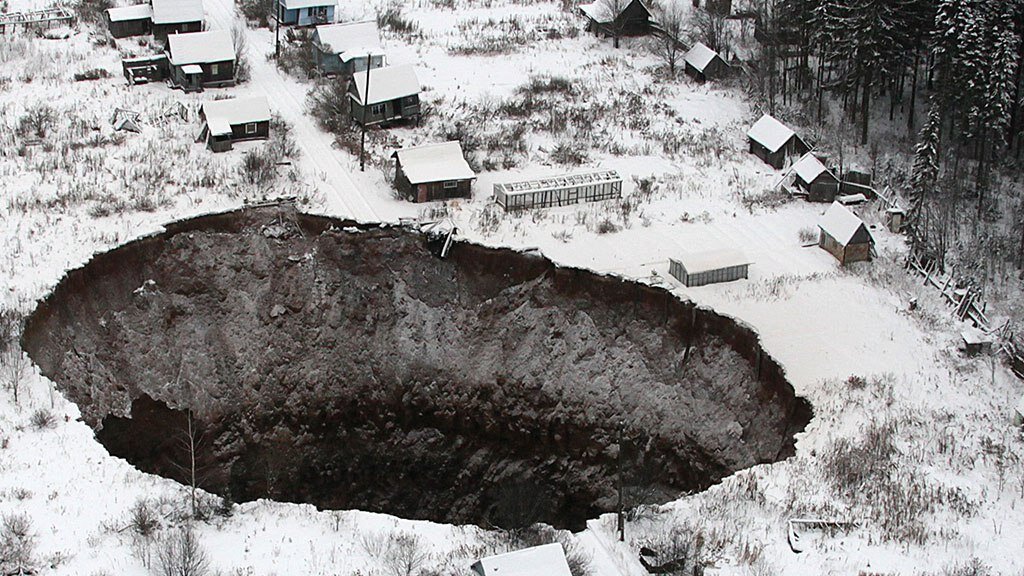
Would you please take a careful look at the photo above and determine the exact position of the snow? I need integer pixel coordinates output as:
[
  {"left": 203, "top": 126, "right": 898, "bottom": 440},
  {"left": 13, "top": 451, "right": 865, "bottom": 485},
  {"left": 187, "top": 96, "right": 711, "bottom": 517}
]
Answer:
[
  {"left": 150, "top": 0, "right": 204, "bottom": 24},
  {"left": 314, "top": 20, "right": 383, "bottom": 61},
  {"left": 350, "top": 64, "right": 420, "bottom": 105},
  {"left": 790, "top": 152, "right": 830, "bottom": 183},
  {"left": 579, "top": 1, "right": 614, "bottom": 24},
  {"left": 471, "top": 543, "right": 573, "bottom": 576},
  {"left": 818, "top": 201, "right": 869, "bottom": 245},
  {"left": 281, "top": 0, "right": 334, "bottom": 9},
  {"left": 747, "top": 113, "right": 796, "bottom": 153},
  {"left": 166, "top": 30, "right": 234, "bottom": 64},
  {"left": 684, "top": 42, "right": 719, "bottom": 73},
  {"left": 201, "top": 96, "right": 270, "bottom": 136},
  {"left": 394, "top": 141, "right": 475, "bottom": 184},
  {"left": 106, "top": 4, "right": 152, "bottom": 22},
  {"left": 673, "top": 248, "right": 751, "bottom": 275}
]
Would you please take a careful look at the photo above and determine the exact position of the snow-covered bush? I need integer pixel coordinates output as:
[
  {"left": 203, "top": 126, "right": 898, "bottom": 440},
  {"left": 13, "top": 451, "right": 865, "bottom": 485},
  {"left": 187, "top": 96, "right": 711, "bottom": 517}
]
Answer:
[
  {"left": 0, "top": 513, "right": 36, "bottom": 575},
  {"left": 156, "top": 525, "right": 210, "bottom": 576}
]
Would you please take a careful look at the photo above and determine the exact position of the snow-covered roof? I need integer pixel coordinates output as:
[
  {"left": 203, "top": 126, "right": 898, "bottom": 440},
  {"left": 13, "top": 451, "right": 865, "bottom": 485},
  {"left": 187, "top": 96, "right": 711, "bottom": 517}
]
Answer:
[
  {"left": 107, "top": 4, "right": 152, "bottom": 22},
  {"left": 471, "top": 544, "right": 572, "bottom": 576},
  {"left": 167, "top": 30, "right": 234, "bottom": 65},
  {"left": 747, "top": 114, "right": 795, "bottom": 153},
  {"left": 202, "top": 96, "right": 270, "bottom": 136},
  {"left": 393, "top": 141, "right": 475, "bottom": 184},
  {"left": 579, "top": 1, "right": 614, "bottom": 23},
  {"left": 181, "top": 64, "right": 202, "bottom": 74},
  {"left": 818, "top": 202, "right": 871, "bottom": 246},
  {"left": 314, "top": 20, "right": 382, "bottom": 61},
  {"left": 350, "top": 64, "right": 419, "bottom": 105},
  {"left": 791, "top": 153, "right": 831, "bottom": 183},
  {"left": 675, "top": 248, "right": 752, "bottom": 275},
  {"left": 151, "top": 0, "right": 203, "bottom": 25},
  {"left": 280, "top": 0, "right": 335, "bottom": 9},
  {"left": 685, "top": 42, "right": 720, "bottom": 72}
]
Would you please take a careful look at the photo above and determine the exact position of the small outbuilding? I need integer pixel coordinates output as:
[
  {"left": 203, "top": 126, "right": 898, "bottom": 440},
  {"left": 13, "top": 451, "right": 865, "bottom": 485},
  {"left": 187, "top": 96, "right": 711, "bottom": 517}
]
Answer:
[
  {"left": 166, "top": 30, "right": 235, "bottom": 92},
  {"left": 106, "top": 4, "right": 152, "bottom": 38},
  {"left": 392, "top": 141, "right": 475, "bottom": 203},
  {"left": 747, "top": 114, "right": 809, "bottom": 169},
  {"left": 684, "top": 42, "right": 728, "bottom": 82},
  {"left": 197, "top": 96, "right": 271, "bottom": 152},
  {"left": 277, "top": 0, "right": 334, "bottom": 27},
  {"left": 961, "top": 327, "right": 993, "bottom": 357},
  {"left": 817, "top": 202, "right": 873, "bottom": 265},
  {"left": 494, "top": 170, "right": 622, "bottom": 211},
  {"left": 151, "top": 0, "right": 204, "bottom": 41},
  {"left": 471, "top": 543, "right": 572, "bottom": 576},
  {"left": 884, "top": 207, "right": 906, "bottom": 233},
  {"left": 579, "top": 0, "right": 651, "bottom": 39},
  {"left": 312, "top": 20, "right": 384, "bottom": 77},
  {"left": 348, "top": 64, "right": 421, "bottom": 126},
  {"left": 790, "top": 153, "right": 839, "bottom": 202},
  {"left": 669, "top": 249, "right": 751, "bottom": 287}
]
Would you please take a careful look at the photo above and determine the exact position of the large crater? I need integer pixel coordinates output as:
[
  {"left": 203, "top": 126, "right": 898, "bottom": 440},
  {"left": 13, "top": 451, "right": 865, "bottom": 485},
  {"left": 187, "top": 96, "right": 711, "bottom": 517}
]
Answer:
[{"left": 23, "top": 205, "right": 811, "bottom": 530}]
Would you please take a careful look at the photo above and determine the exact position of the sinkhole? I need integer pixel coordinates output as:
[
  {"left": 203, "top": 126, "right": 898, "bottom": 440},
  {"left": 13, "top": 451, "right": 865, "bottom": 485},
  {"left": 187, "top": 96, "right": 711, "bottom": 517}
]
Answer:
[{"left": 23, "top": 205, "right": 811, "bottom": 530}]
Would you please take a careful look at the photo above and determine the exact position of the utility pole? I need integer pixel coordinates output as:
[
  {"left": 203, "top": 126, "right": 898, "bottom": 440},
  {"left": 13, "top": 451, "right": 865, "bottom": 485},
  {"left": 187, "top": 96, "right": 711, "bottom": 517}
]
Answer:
[
  {"left": 616, "top": 419, "right": 625, "bottom": 542},
  {"left": 359, "top": 52, "right": 371, "bottom": 172},
  {"left": 274, "top": 5, "right": 281, "bottom": 59}
]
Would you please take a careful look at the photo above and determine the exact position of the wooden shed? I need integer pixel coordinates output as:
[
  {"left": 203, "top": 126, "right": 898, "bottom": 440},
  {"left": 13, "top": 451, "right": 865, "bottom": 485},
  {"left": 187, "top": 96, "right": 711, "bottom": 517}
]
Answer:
[
  {"left": 151, "top": 0, "right": 204, "bottom": 41},
  {"left": 312, "top": 20, "right": 384, "bottom": 77},
  {"left": 197, "top": 96, "right": 271, "bottom": 152},
  {"left": 471, "top": 544, "right": 572, "bottom": 576},
  {"left": 277, "top": 0, "right": 334, "bottom": 27},
  {"left": 790, "top": 153, "right": 839, "bottom": 202},
  {"left": 106, "top": 4, "right": 152, "bottom": 38},
  {"left": 747, "top": 114, "right": 809, "bottom": 169},
  {"left": 349, "top": 64, "right": 420, "bottom": 126},
  {"left": 684, "top": 42, "right": 728, "bottom": 82},
  {"left": 494, "top": 170, "right": 622, "bottom": 211},
  {"left": 392, "top": 141, "right": 475, "bottom": 203},
  {"left": 818, "top": 202, "right": 873, "bottom": 265},
  {"left": 579, "top": 0, "right": 651, "bottom": 39},
  {"left": 166, "top": 30, "right": 235, "bottom": 92},
  {"left": 669, "top": 249, "right": 751, "bottom": 287}
]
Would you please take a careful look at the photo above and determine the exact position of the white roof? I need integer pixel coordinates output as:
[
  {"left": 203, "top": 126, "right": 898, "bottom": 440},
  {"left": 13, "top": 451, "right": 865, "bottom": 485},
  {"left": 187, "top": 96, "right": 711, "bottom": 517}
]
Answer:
[
  {"left": 181, "top": 64, "right": 202, "bottom": 74},
  {"left": 202, "top": 96, "right": 270, "bottom": 136},
  {"left": 685, "top": 42, "right": 719, "bottom": 72},
  {"left": 314, "top": 20, "right": 382, "bottom": 61},
  {"left": 394, "top": 141, "right": 475, "bottom": 184},
  {"left": 675, "top": 248, "right": 751, "bottom": 275},
  {"left": 167, "top": 30, "right": 234, "bottom": 65},
  {"left": 579, "top": 1, "right": 615, "bottom": 23},
  {"left": 818, "top": 202, "right": 870, "bottom": 245},
  {"left": 281, "top": 0, "right": 335, "bottom": 9},
  {"left": 151, "top": 0, "right": 203, "bottom": 24},
  {"left": 747, "top": 114, "right": 795, "bottom": 153},
  {"left": 791, "top": 153, "right": 830, "bottom": 183},
  {"left": 107, "top": 4, "right": 152, "bottom": 22},
  {"left": 351, "top": 64, "right": 419, "bottom": 105},
  {"left": 472, "top": 544, "right": 572, "bottom": 576}
]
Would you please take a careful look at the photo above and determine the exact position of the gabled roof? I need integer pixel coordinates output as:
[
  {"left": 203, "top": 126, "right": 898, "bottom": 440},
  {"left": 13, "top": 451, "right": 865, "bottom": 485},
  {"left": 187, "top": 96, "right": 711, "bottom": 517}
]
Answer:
[
  {"left": 201, "top": 96, "right": 270, "bottom": 136},
  {"left": 791, "top": 153, "right": 833, "bottom": 184},
  {"left": 684, "top": 42, "right": 720, "bottom": 72},
  {"left": 747, "top": 114, "right": 796, "bottom": 154},
  {"left": 471, "top": 544, "right": 573, "bottom": 576},
  {"left": 350, "top": 64, "right": 419, "bottom": 105},
  {"left": 818, "top": 201, "right": 872, "bottom": 246},
  {"left": 151, "top": 0, "right": 203, "bottom": 25},
  {"left": 280, "top": 0, "right": 335, "bottom": 9},
  {"left": 314, "top": 20, "right": 382, "bottom": 61},
  {"left": 393, "top": 141, "right": 475, "bottom": 184},
  {"left": 579, "top": 0, "right": 649, "bottom": 24},
  {"left": 107, "top": 3, "right": 152, "bottom": 22},
  {"left": 675, "top": 248, "right": 752, "bottom": 275},
  {"left": 167, "top": 30, "right": 234, "bottom": 65}
]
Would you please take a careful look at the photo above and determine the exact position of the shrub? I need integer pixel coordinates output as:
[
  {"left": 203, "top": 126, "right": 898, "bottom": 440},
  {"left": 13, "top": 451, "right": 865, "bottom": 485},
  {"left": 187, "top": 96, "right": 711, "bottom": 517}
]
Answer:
[
  {"left": 17, "top": 104, "right": 56, "bottom": 140},
  {"left": 29, "top": 409, "right": 55, "bottom": 430},
  {"left": 307, "top": 79, "right": 351, "bottom": 135},
  {"left": 275, "top": 28, "right": 315, "bottom": 78},
  {"left": 0, "top": 513, "right": 36, "bottom": 576},
  {"left": 846, "top": 375, "right": 867, "bottom": 389},
  {"left": 232, "top": 23, "right": 251, "bottom": 84},
  {"left": 798, "top": 226, "right": 818, "bottom": 243},
  {"left": 156, "top": 525, "right": 209, "bottom": 576},
  {"left": 73, "top": 68, "right": 111, "bottom": 82},
  {"left": 129, "top": 498, "right": 160, "bottom": 537},
  {"left": 596, "top": 218, "right": 620, "bottom": 234},
  {"left": 73, "top": 0, "right": 113, "bottom": 24},
  {"left": 240, "top": 148, "right": 277, "bottom": 186},
  {"left": 235, "top": 0, "right": 275, "bottom": 27},
  {"left": 376, "top": 0, "right": 418, "bottom": 35},
  {"left": 360, "top": 532, "right": 430, "bottom": 576},
  {"left": 549, "top": 141, "right": 588, "bottom": 166}
]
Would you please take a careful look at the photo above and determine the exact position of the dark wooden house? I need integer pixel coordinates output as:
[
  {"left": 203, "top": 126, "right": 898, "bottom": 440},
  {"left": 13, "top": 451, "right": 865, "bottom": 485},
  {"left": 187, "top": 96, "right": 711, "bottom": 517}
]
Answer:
[
  {"left": 106, "top": 4, "right": 152, "bottom": 38},
  {"left": 791, "top": 153, "right": 839, "bottom": 202},
  {"left": 312, "top": 20, "right": 384, "bottom": 77},
  {"left": 747, "top": 113, "right": 809, "bottom": 169},
  {"left": 197, "top": 96, "right": 271, "bottom": 152},
  {"left": 818, "top": 202, "right": 873, "bottom": 265},
  {"left": 579, "top": 0, "right": 651, "bottom": 39},
  {"left": 151, "top": 0, "right": 204, "bottom": 41},
  {"left": 683, "top": 41, "right": 729, "bottom": 82},
  {"left": 166, "top": 30, "right": 235, "bottom": 92},
  {"left": 348, "top": 64, "right": 421, "bottom": 126},
  {"left": 392, "top": 141, "right": 475, "bottom": 203}
]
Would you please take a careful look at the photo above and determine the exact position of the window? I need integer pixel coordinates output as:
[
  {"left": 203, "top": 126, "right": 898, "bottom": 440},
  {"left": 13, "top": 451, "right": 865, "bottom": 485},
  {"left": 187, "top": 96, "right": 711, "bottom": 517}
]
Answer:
[
  {"left": 443, "top": 180, "right": 458, "bottom": 190},
  {"left": 210, "top": 63, "right": 219, "bottom": 75},
  {"left": 245, "top": 122, "right": 257, "bottom": 135},
  {"left": 370, "top": 103, "right": 385, "bottom": 115}
]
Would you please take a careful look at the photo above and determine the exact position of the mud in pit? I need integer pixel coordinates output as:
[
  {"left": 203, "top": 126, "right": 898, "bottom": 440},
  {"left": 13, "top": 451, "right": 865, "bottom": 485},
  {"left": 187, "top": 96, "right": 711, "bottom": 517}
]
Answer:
[{"left": 23, "top": 205, "right": 811, "bottom": 530}]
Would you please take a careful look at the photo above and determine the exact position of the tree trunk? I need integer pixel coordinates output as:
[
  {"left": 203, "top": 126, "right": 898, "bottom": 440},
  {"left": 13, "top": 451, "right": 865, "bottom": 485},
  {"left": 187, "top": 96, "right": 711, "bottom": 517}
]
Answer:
[
  {"left": 908, "top": 49, "right": 920, "bottom": 134},
  {"left": 861, "top": 67, "right": 871, "bottom": 145}
]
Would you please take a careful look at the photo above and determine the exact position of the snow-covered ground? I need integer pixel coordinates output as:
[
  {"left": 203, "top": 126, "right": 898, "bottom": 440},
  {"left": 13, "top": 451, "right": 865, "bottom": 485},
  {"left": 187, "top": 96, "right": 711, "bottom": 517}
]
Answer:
[{"left": 1, "top": 0, "right": 1023, "bottom": 575}]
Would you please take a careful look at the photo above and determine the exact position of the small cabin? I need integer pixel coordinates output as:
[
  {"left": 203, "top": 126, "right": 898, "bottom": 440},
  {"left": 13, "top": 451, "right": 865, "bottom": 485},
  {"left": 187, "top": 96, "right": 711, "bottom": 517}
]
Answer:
[
  {"left": 151, "top": 0, "right": 204, "bottom": 41},
  {"left": 747, "top": 114, "right": 809, "bottom": 169},
  {"left": 684, "top": 42, "right": 728, "bottom": 82},
  {"left": 392, "top": 141, "right": 475, "bottom": 203},
  {"left": 348, "top": 64, "right": 420, "bottom": 126},
  {"left": 312, "top": 20, "right": 384, "bottom": 77},
  {"left": 579, "top": 0, "right": 651, "bottom": 39},
  {"left": 669, "top": 249, "right": 751, "bottom": 287},
  {"left": 791, "top": 153, "right": 839, "bottom": 202},
  {"left": 277, "top": 0, "right": 334, "bottom": 27},
  {"left": 166, "top": 30, "right": 235, "bottom": 92},
  {"left": 197, "top": 96, "right": 271, "bottom": 152},
  {"left": 471, "top": 543, "right": 572, "bottom": 576},
  {"left": 884, "top": 207, "right": 906, "bottom": 233},
  {"left": 106, "top": 4, "right": 152, "bottom": 38},
  {"left": 961, "top": 328, "right": 993, "bottom": 357},
  {"left": 818, "top": 202, "right": 873, "bottom": 265}
]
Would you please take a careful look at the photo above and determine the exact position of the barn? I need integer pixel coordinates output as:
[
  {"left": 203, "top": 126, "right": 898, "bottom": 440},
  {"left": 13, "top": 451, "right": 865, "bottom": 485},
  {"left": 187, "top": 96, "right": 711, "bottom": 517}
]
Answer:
[
  {"left": 471, "top": 543, "right": 572, "bottom": 576},
  {"left": 790, "top": 153, "right": 839, "bottom": 202},
  {"left": 392, "top": 142, "right": 475, "bottom": 203},
  {"left": 166, "top": 30, "right": 235, "bottom": 92},
  {"left": 493, "top": 170, "right": 622, "bottom": 211},
  {"left": 312, "top": 20, "right": 384, "bottom": 77},
  {"left": 197, "top": 96, "right": 271, "bottom": 152},
  {"left": 348, "top": 64, "right": 421, "bottom": 126},
  {"left": 818, "top": 202, "right": 873, "bottom": 265},
  {"left": 669, "top": 249, "right": 751, "bottom": 287},
  {"left": 277, "top": 0, "right": 334, "bottom": 27},
  {"left": 106, "top": 4, "right": 152, "bottom": 38},
  {"left": 579, "top": 0, "right": 651, "bottom": 39},
  {"left": 684, "top": 42, "right": 728, "bottom": 82},
  {"left": 747, "top": 114, "right": 809, "bottom": 169},
  {"left": 151, "top": 0, "right": 204, "bottom": 41}
]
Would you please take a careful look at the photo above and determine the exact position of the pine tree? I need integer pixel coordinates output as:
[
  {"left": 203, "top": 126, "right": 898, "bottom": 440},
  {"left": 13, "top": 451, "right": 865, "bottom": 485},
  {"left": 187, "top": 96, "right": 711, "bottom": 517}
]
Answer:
[{"left": 908, "top": 104, "right": 941, "bottom": 247}]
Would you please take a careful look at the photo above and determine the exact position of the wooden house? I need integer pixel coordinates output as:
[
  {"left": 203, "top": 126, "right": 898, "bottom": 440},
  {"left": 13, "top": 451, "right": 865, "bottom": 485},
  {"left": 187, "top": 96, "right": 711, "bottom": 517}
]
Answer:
[
  {"left": 312, "top": 20, "right": 384, "bottom": 77},
  {"left": 471, "top": 543, "right": 572, "bottom": 576},
  {"left": 151, "top": 0, "right": 204, "bottom": 41},
  {"left": 790, "top": 153, "right": 839, "bottom": 202},
  {"left": 669, "top": 249, "right": 751, "bottom": 287},
  {"left": 818, "top": 202, "right": 873, "bottom": 265},
  {"left": 106, "top": 4, "right": 152, "bottom": 38},
  {"left": 746, "top": 114, "right": 809, "bottom": 169},
  {"left": 166, "top": 30, "right": 235, "bottom": 92},
  {"left": 197, "top": 96, "right": 271, "bottom": 152},
  {"left": 684, "top": 42, "right": 728, "bottom": 82},
  {"left": 494, "top": 170, "right": 622, "bottom": 211},
  {"left": 392, "top": 141, "right": 475, "bottom": 203},
  {"left": 579, "top": 0, "right": 651, "bottom": 39},
  {"left": 277, "top": 0, "right": 334, "bottom": 26},
  {"left": 348, "top": 64, "right": 420, "bottom": 126}
]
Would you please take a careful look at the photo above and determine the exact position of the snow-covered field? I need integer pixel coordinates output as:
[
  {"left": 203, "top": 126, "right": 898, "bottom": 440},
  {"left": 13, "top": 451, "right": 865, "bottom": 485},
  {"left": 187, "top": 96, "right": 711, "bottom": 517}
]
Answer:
[{"left": 1, "top": 0, "right": 1023, "bottom": 575}]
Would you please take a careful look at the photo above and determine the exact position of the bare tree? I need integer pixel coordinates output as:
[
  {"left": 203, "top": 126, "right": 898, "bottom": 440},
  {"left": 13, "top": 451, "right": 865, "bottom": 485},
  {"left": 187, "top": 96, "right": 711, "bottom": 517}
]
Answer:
[
  {"left": 651, "top": 2, "right": 688, "bottom": 76},
  {"left": 361, "top": 532, "right": 431, "bottom": 576},
  {"left": 232, "top": 22, "right": 251, "bottom": 83},
  {"left": 691, "top": 6, "right": 727, "bottom": 53},
  {"left": 1, "top": 309, "right": 26, "bottom": 406},
  {"left": 157, "top": 525, "right": 210, "bottom": 576},
  {"left": 596, "top": 0, "right": 629, "bottom": 49}
]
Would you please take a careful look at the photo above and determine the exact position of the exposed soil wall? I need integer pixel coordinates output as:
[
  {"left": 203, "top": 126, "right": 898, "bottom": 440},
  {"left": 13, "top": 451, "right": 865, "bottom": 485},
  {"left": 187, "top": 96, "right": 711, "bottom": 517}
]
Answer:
[{"left": 23, "top": 205, "right": 811, "bottom": 529}]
